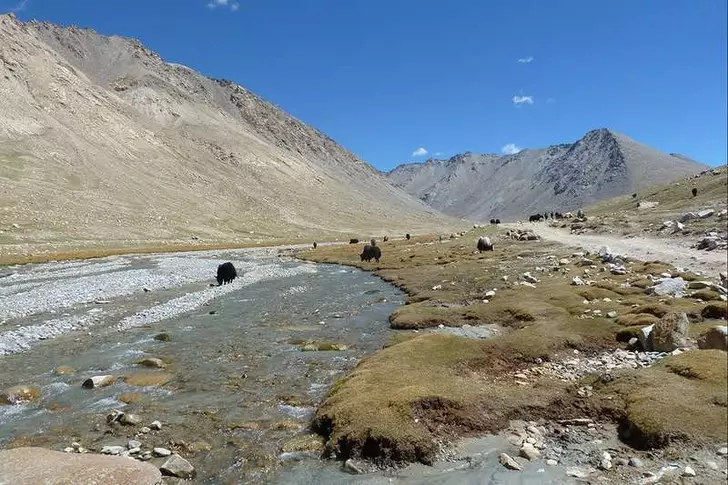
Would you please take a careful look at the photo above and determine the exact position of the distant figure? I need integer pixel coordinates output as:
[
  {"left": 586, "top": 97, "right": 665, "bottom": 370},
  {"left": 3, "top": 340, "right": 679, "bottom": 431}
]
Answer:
[
  {"left": 632, "top": 193, "right": 637, "bottom": 199},
  {"left": 405, "top": 233, "right": 411, "bottom": 240},
  {"left": 370, "top": 238, "right": 377, "bottom": 247},
  {"left": 550, "top": 212, "right": 554, "bottom": 219},
  {"left": 495, "top": 219, "right": 501, "bottom": 224},
  {"left": 577, "top": 209, "right": 584, "bottom": 218},
  {"left": 312, "top": 241, "right": 317, "bottom": 249},
  {"left": 383, "top": 236, "right": 389, "bottom": 242},
  {"left": 489, "top": 219, "right": 496, "bottom": 225},
  {"left": 529, "top": 214, "right": 543, "bottom": 223},
  {"left": 477, "top": 236, "right": 493, "bottom": 252},
  {"left": 544, "top": 213, "right": 549, "bottom": 220},
  {"left": 216, "top": 262, "right": 237, "bottom": 286},
  {"left": 349, "top": 238, "right": 359, "bottom": 244},
  {"left": 692, "top": 187, "right": 698, "bottom": 197},
  {"left": 554, "top": 212, "right": 564, "bottom": 220}
]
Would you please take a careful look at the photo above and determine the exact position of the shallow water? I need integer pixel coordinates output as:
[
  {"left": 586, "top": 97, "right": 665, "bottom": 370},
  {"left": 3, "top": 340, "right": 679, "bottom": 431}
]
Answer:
[{"left": 0, "top": 249, "right": 406, "bottom": 483}]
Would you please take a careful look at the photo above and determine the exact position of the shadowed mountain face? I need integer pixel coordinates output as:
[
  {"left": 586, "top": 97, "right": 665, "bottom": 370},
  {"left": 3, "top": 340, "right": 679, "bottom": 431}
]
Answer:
[
  {"left": 386, "top": 129, "right": 708, "bottom": 222},
  {"left": 0, "top": 14, "right": 452, "bottom": 246}
]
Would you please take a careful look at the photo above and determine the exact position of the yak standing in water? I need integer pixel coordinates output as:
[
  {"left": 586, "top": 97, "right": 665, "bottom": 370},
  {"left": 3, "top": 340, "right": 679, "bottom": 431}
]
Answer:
[
  {"left": 217, "top": 262, "right": 237, "bottom": 286},
  {"left": 477, "top": 236, "right": 493, "bottom": 252}
]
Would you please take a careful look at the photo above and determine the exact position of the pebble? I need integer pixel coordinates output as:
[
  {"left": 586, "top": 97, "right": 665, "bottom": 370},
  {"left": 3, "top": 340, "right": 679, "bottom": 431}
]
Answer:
[
  {"left": 344, "top": 458, "right": 365, "bottom": 474},
  {"left": 683, "top": 466, "right": 696, "bottom": 477},
  {"left": 100, "top": 445, "right": 126, "bottom": 456},
  {"left": 519, "top": 443, "right": 540, "bottom": 461},
  {"left": 718, "top": 447, "right": 728, "bottom": 456},
  {"left": 139, "top": 426, "right": 151, "bottom": 434},
  {"left": 138, "top": 451, "right": 152, "bottom": 461},
  {"left": 120, "top": 413, "right": 142, "bottom": 426},
  {"left": 128, "top": 440, "right": 142, "bottom": 450},
  {"left": 546, "top": 459, "right": 558, "bottom": 466},
  {"left": 499, "top": 453, "right": 523, "bottom": 471},
  {"left": 160, "top": 454, "right": 196, "bottom": 479},
  {"left": 629, "top": 457, "right": 644, "bottom": 468},
  {"left": 566, "top": 468, "right": 590, "bottom": 478},
  {"left": 153, "top": 447, "right": 172, "bottom": 457},
  {"left": 149, "top": 420, "right": 162, "bottom": 430}
]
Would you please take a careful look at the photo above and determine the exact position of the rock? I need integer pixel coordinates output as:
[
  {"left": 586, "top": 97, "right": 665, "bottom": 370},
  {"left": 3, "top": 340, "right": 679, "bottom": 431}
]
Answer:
[
  {"left": 675, "top": 221, "right": 685, "bottom": 232},
  {"left": 0, "top": 447, "right": 161, "bottom": 484},
  {"left": 153, "top": 333, "right": 171, "bottom": 342},
  {"left": 546, "top": 459, "right": 558, "bottom": 466},
  {"left": 571, "top": 277, "right": 585, "bottom": 286},
  {"left": 566, "top": 467, "right": 590, "bottom": 478},
  {"left": 123, "top": 372, "right": 173, "bottom": 387},
  {"left": 499, "top": 453, "right": 523, "bottom": 471},
  {"left": 153, "top": 447, "right": 172, "bottom": 457},
  {"left": 607, "top": 311, "right": 618, "bottom": 318},
  {"left": 119, "top": 413, "right": 142, "bottom": 426},
  {"left": 138, "top": 451, "right": 152, "bottom": 461},
  {"left": 697, "top": 326, "right": 728, "bottom": 351},
  {"left": 649, "top": 277, "right": 687, "bottom": 298},
  {"left": 139, "top": 426, "right": 151, "bottom": 434},
  {"left": 149, "top": 420, "right": 162, "bottom": 430},
  {"left": 160, "top": 454, "right": 196, "bottom": 479},
  {"left": 718, "top": 447, "right": 728, "bottom": 456},
  {"left": 100, "top": 446, "right": 126, "bottom": 455},
  {"left": 485, "top": 290, "right": 496, "bottom": 298},
  {"left": 698, "top": 209, "right": 715, "bottom": 218},
  {"left": 53, "top": 366, "right": 75, "bottom": 375},
  {"left": 558, "top": 418, "right": 593, "bottom": 426},
  {"left": 702, "top": 304, "right": 728, "bottom": 319},
  {"left": 1, "top": 385, "right": 41, "bottom": 405},
  {"left": 127, "top": 440, "right": 142, "bottom": 450},
  {"left": 344, "top": 458, "right": 365, "bottom": 474},
  {"left": 680, "top": 212, "right": 698, "bottom": 222},
  {"left": 651, "top": 312, "right": 689, "bottom": 352},
  {"left": 519, "top": 443, "right": 540, "bottom": 461},
  {"left": 683, "top": 466, "right": 696, "bottom": 477},
  {"left": 628, "top": 337, "right": 640, "bottom": 349},
  {"left": 599, "top": 451, "right": 612, "bottom": 470},
  {"left": 281, "top": 434, "right": 324, "bottom": 453},
  {"left": 721, "top": 272, "right": 728, "bottom": 285},
  {"left": 697, "top": 237, "right": 719, "bottom": 251},
  {"left": 638, "top": 325, "right": 654, "bottom": 351},
  {"left": 136, "top": 358, "right": 166, "bottom": 369},
  {"left": 82, "top": 375, "right": 117, "bottom": 389},
  {"left": 662, "top": 220, "right": 674, "bottom": 229},
  {"left": 629, "top": 457, "right": 644, "bottom": 468},
  {"left": 523, "top": 272, "right": 539, "bottom": 284},
  {"left": 559, "top": 258, "right": 570, "bottom": 266}
]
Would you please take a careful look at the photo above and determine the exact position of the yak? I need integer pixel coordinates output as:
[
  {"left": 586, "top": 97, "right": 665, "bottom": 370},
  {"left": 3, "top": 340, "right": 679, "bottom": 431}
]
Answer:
[
  {"left": 405, "top": 233, "right": 411, "bottom": 240},
  {"left": 529, "top": 214, "right": 543, "bottom": 223},
  {"left": 360, "top": 245, "right": 382, "bottom": 262},
  {"left": 312, "top": 241, "right": 318, "bottom": 249},
  {"left": 216, "top": 262, "right": 237, "bottom": 286},
  {"left": 349, "top": 238, "right": 359, "bottom": 244},
  {"left": 477, "top": 236, "right": 493, "bottom": 252},
  {"left": 495, "top": 219, "right": 501, "bottom": 224}
]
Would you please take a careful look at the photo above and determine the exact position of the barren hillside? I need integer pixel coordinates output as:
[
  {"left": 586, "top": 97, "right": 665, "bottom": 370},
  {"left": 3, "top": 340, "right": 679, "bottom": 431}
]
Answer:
[
  {"left": 0, "top": 13, "right": 457, "bottom": 255},
  {"left": 386, "top": 129, "right": 708, "bottom": 222}
]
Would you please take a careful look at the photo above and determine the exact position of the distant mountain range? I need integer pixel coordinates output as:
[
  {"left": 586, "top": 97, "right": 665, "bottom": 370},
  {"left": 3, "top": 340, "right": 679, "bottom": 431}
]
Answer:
[
  {"left": 385, "top": 129, "right": 708, "bottom": 221},
  {"left": 0, "top": 13, "right": 453, "bottom": 248}
]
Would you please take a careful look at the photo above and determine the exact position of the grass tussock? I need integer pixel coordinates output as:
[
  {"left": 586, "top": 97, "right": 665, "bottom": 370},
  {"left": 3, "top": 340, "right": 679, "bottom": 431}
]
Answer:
[
  {"left": 601, "top": 350, "right": 727, "bottom": 449},
  {"left": 297, "top": 230, "right": 726, "bottom": 464}
]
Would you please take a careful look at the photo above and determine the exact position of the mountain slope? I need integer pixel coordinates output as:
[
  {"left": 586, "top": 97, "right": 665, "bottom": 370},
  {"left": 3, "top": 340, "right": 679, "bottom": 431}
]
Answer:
[
  {"left": 386, "top": 129, "right": 708, "bottom": 221},
  {"left": 0, "top": 13, "right": 454, "bottom": 250}
]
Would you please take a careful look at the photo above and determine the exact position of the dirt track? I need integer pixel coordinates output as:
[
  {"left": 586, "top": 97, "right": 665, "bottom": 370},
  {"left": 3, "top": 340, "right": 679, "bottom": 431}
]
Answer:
[{"left": 520, "top": 224, "right": 727, "bottom": 277}]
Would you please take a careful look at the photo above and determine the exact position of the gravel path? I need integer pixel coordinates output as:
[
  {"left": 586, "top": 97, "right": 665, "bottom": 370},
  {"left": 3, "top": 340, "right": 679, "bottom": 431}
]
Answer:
[{"left": 523, "top": 224, "right": 727, "bottom": 276}]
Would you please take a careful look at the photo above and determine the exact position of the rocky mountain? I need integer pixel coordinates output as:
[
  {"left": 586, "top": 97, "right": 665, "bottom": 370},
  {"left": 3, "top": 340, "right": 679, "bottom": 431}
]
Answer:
[
  {"left": 0, "top": 13, "right": 453, "bottom": 250},
  {"left": 386, "top": 129, "right": 708, "bottom": 221}
]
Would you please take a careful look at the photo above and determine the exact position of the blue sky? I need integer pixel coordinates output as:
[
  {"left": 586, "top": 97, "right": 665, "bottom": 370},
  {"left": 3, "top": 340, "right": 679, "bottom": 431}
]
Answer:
[{"left": 4, "top": 0, "right": 727, "bottom": 171}]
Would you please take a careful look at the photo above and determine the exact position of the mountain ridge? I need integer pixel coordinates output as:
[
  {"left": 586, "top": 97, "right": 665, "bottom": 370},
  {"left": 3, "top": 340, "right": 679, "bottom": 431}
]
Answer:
[
  {"left": 385, "top": 128, "right": 708, "bottom": 221},
  {"left": 0, "top": 13, "right": 457, "bottom": 251}
]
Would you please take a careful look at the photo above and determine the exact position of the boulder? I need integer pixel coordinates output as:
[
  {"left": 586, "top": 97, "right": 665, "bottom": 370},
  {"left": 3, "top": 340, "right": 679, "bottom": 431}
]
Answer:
[
  {"left": 82, "top": 375, "right": 116, "bottom": 389},
  {"left": 697, "top": 326, "right": 728, "bottom": 351},
  {"left": 1, "top": 385, "right": 41, "bottom": 405},
  {"left": 651, "top": 312, "right": 689, "bottom": 352},
  {"left": 136, "top": 358, "right": 166, "bottom": 369},
  {"left": 519, "top": 443, "right": 540, "bottom": 461},
  {"left": 499, "top": 453, "right": 523, "bottom": 471},
  {"left": 649, "top": 277, "right": 687, "bottom": 298},
  {"left": 698, "top": 209, "right": 715, "bottom": 219},
  {"left": 0, "top": 447, "right": 161, "bottom": 484}
]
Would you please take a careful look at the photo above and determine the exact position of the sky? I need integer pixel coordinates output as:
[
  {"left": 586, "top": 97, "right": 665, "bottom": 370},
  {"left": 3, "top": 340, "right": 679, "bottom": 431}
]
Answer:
[{"left": 3, "top": 0, "right": 727, "bottom": 171}]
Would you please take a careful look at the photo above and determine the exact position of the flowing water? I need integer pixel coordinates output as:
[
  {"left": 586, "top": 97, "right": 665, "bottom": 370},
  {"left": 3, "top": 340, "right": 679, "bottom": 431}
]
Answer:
[{"left": 0, "top": 248, "right": 572, "bottom": 484}]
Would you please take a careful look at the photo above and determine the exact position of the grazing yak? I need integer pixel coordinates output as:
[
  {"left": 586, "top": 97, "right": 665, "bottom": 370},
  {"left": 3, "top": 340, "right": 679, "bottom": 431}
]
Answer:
[
  {"left": 349, "top": 238, "right": 359, "bottom": 244},
  {"left": 477, "top": 236, "right": 493, "bottom": 252},
  {"left": 692, "top": 187, "right": 698, "bottom": 197},
  {"left": 383, "top": 236, "right": 389, "bottom": 242},
  {"left": 360, "top": 245, "right": 382, "bottom": 262},
  {"left": 489, "top": 219, "right": 497, "bottom": 225},
  {"left": 529, "top": 214, "right": 543, "bottom": 223},
  {"left": 312, "top": 241, "right": 318, "bottom": 249},
  {"left": 495, "top": 219, "right": 501, "bottom": 224},
  {"left": 216, "top": 262, "right": 237, "bottom": 286},
  {"left": 405, "top": 233, "right": 411, "bottom": 240}
]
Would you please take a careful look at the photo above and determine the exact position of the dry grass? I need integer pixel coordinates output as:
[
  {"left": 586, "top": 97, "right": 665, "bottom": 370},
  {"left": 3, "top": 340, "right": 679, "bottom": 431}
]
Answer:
[{"left": 296, "top": 230, "right": 727, "bottom": 464}]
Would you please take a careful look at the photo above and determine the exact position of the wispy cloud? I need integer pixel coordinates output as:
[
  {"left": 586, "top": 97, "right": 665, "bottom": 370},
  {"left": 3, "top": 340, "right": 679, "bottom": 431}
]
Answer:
[
  {"left": 207, "top": 0, "right": 240, "bottom": 11},
  {"left": 434, "top": 152, "right": 443, "bottom": 157},
  {"left": 6, "top": 0, "right": 29, "bottom": 12},
  {"left": 412, "top": 147, "right": 428, "bottom": 157},
  {"left": 546, "top": 97, "right": 556, "bottom": 104},
  {"left": 512, "top": 95, "right": 534, "bottom": 106},
  {"left": 517, "top": 56, "right": 534, "bottom": 64},
  {"left": 502, "top": 143, "right": 522, "bottom": 155}
]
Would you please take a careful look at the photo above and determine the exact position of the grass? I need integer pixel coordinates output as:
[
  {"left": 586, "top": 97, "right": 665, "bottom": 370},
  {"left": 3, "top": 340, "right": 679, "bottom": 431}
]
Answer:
[{"left": 598, "top": 350, "right": 727, "bottom": 449}]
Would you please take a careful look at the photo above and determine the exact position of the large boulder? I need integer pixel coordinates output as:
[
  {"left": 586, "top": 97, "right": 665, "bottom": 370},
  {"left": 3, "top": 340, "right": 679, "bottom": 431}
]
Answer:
[
  {"left": 649, "top": 277, "right": 687, "bottom": 298},
  {"left": 651, "top": 312, "right": 690, "bottom": 352},
  {"left": 697, "top": 326, "right": 728, "bottom": 351},
  {"left": 0, "top": 447, "right": 162, "bottom": 484},
  {"left": 0, "top": 385, "right": 40, "bottom": 404}
]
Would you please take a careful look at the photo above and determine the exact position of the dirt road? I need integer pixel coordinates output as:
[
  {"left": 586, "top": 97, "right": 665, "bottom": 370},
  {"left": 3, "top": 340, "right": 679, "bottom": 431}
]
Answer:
[{"left": 522, "top": 224, "right": 727, "bottom": 277}]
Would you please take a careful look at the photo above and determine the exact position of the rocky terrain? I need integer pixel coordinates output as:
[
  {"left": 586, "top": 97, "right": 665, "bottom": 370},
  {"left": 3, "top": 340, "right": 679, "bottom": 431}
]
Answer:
[
  {"left": 0, "top": 13, "right": 457, "bottom": 260},
  {"left": 386, "top": 128, "right": 708, "bottom": 222}
]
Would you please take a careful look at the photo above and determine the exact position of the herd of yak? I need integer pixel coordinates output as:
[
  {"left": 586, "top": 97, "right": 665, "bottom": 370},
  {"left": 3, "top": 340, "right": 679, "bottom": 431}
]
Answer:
[{"left": 213, "top": 211, "right": 573, "bottom": 285}]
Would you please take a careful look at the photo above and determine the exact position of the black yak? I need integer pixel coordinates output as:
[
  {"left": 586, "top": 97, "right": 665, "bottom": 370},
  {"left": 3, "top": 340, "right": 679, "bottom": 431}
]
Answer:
[
  {"left": 216, "top": 262, "right": 237, "bottom": 286},
  {"left": 692, "top": 187, "right": 698, "bottom": 197},
  {"left": 312, "top": 241, "right": 317, "bottom": 249},
  {"left": 495, "top": 219, "right": 501, "bottom": 224},
  {"left": 360, "top": 245, "right": 372, "bottom": 261},
  {"left": 529, "top": 214, "right": 543, "bottom": 223},
  {"left": 349, "top": 238, "right": 359, "bottom": 244},
  {"left": 405, "top": 233, "right": 411, "bottom": 240},
  {"left": 477, "top": 236, "right": 493, "bottom": 252},
  {"left": 490, "top": 219, "right": 496, "bottom": 225},
  {"left": 360, "top": 245, "right": 382, "bottom": 262},
  {"left": 383, "top": 236, "right": 389, "bottom": 242}
]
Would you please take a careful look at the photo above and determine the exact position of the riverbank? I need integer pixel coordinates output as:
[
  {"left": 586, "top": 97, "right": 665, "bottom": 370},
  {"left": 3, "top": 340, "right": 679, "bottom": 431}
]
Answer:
[{"left": 296, "top": 229, "right": 728, "bottom": 482}]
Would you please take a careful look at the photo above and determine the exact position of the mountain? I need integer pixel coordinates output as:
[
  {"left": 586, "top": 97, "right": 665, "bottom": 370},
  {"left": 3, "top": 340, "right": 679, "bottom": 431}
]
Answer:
[
  {"left": 0, "top": 13, "right": 454, "bottom": 250},
  {"left": 386, "top": 129, "right": 709, "bottom": 222}
]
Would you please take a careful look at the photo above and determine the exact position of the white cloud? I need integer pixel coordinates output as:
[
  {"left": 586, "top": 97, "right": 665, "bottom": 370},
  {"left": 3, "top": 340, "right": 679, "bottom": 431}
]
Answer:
[
  {"left": 207, "top": 0, "right": 239, "bottom": 10},
  {"left": 412, "top": 147, "right": 428, "bottom": 157},
  {"left": 502, "top": 143, "right": 522, "bottom": 155},
  {"left": 231, "top": 2, "right": 240, "bottom": 10},
  {"left": 517, "top": 56, "right": 534, "bottom": 64},
  {"left": 434, "top": 152, "right": 443, "bottom": 156},
  {"left": 512, "top": 95, "right": 534, "bottom": 106}
]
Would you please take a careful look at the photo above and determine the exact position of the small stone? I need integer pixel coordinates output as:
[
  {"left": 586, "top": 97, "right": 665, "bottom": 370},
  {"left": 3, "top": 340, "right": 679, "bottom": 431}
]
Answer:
[
  {"left": 0, "top": 385, "right": 41, "bottom": 405},
  {"left": 546, "top": 459, "right": 558, "bottom": 466},
  {"left": 160, "top": 454, "right": 196, "bottom": 479},
  {"left": 629, "top": 457, "right": 644, "bottom": 468},
  {"left": 485, "top": 290, "right": 496, "bottom": 298},
  {"left": 559, "top": 258, "right": 570, "bottom": 266},
  {"left": 149, "top": 420, "right": 162, "bottom": 430},
  {"left": 100, "top": 445, "right": 125, "bottom": 455},
  {"left": 139, "top": 427, "right": 151, "bottom": 434},
  {"left": 718, "top": 447, "right": 728, "bottom": 456},
  {"left": 706, "top": 461, "right": 718, "bottom": 470},
  {"left": 683, "top": 466, "right": 696, "bottom": 477},
  {"left": 499, "top": 453, "right": 523, "bottom": 471},
  {"left": 120, "top": 413, "right": 142, "bottom": 426},
  {"left": 138, "top": 451, "right": 153, "bottom": 461},
  {"left": 599, "top": 451, "right": 612, "bottom": 470},
  {"left": 82, "top": 375, "right": 116, "bottom": 389},
  {"left": 153, "top": 447, "right": 172, "bottom": 457},
  {"left": 343, "top": 458, "right": 365, "bottom": 474},
  {"left": 566, "top": 468, "right": 589, "bottom": 478},
  {"left": 153, "top": 333, "right": 171, "bottom": 342},
  {"left": 63, "top": 447, "right": 74, "bottom": 453},
  {"left": 136, "top": 358, "right": 166, "bottom": 369},
  {"left": 607, "top": 311, "right": 618, "bottom": 318},
  {"left": 128, "top": 440, "right": 142, "bottom": 450},
  {"left": 572, "top": 277, "right": 585, "bottom": 286},
  {"left": 128, "top": 447, "right": 141, "bottom": 455},
  {"left": 520, "top": 443, "right": 540, "bottom": 461},
  {"left": 54, "top": 366, "right": 75, "bottom": 375}
]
